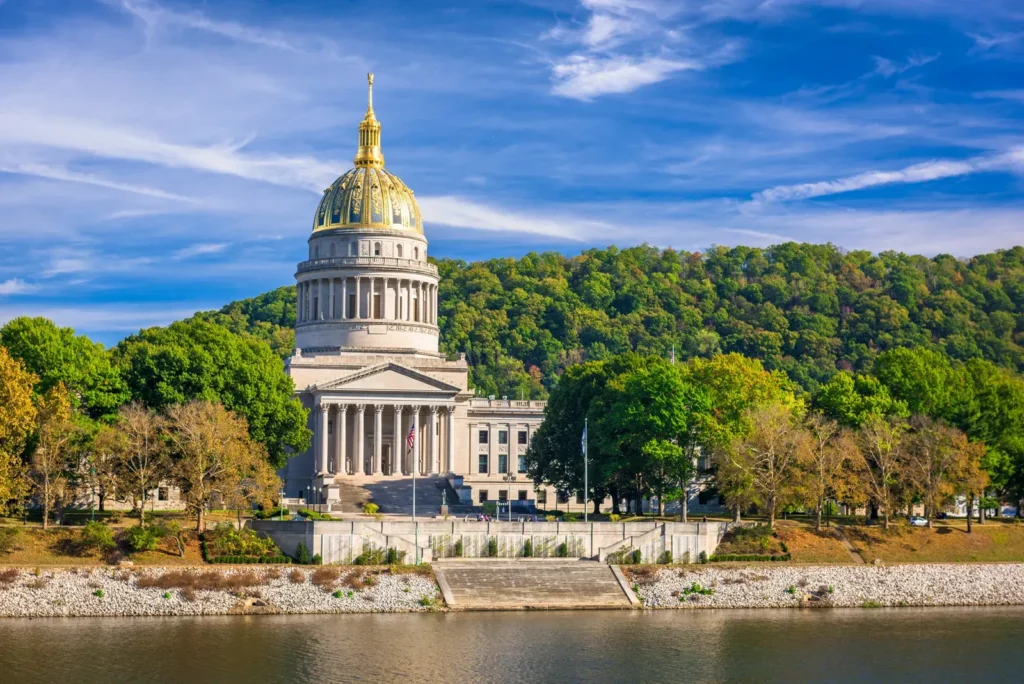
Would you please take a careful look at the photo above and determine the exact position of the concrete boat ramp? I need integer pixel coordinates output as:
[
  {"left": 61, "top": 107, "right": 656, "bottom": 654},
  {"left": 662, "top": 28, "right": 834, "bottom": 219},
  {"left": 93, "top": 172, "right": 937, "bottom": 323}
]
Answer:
[{"left": 432, "top": 560, "right": 638, "bottom": 610}]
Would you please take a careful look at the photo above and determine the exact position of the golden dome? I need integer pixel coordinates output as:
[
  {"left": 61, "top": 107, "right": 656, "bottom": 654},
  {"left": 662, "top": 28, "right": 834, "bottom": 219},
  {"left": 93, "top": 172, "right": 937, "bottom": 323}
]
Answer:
[{"left": 313, "top": 74, "right": 422, "bottom": 234}]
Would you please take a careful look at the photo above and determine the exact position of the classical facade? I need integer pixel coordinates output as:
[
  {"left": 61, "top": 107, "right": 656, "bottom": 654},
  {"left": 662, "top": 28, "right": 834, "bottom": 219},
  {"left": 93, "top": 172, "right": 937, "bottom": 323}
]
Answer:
[{"left": 281, "top": 75, "right": 546, "bottom": 510}]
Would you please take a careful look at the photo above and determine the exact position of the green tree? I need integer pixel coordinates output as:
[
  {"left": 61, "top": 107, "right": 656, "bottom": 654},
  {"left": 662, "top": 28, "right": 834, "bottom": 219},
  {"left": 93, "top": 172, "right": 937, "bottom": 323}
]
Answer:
[
  {"left": 813, "top": 372, "right": 908, "bottom": 428},
  {"left": 116, "top": 319, "right": 310, "bottom": 468},
  {"left": 0, "top": 317, "right": 128, "bottom": 421},
  {"left": 0, "top": 346, "right": 36, "bottom": 513}
]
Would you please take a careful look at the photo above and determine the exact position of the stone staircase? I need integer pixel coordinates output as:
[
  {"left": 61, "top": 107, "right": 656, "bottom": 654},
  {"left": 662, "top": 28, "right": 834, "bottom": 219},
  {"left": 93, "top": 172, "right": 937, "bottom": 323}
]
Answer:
[
  {"left": 330, "top": 476, "right": 451, "bottom": 515},
  {"left": 433, "top": 560, "right": 634, "bottom": 610}
]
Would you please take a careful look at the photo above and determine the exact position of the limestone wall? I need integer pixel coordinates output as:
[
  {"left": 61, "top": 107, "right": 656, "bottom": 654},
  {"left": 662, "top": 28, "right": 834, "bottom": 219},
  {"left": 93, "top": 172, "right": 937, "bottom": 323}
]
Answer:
[{"left": 250, "top": 519, "right": 730, "bottom": 564}]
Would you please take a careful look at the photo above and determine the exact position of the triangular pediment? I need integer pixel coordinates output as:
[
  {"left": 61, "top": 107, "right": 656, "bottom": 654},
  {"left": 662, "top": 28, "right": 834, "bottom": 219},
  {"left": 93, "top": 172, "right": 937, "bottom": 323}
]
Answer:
[{"left": 314, "top": 362, "right": 460, "bottom": 394}]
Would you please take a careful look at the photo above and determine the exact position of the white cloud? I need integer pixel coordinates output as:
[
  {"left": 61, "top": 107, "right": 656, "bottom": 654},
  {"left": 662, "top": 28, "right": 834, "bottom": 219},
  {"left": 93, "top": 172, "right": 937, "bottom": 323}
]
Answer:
[
  {"left": 552, "top": 55, "right": 702, "bottom": 99},
  {"left": 0, "top": 279, "right": 37, "bottom": 296},
  {"left": 750, "top": 150, "right": 1022, "bottom": 204},
  {"left": 872, "top": 53, "right": 938, "bottom": 77},
  {"left": 0, "top": 161, "right": 198, "bottom": 203},
  {"left": 419, "top": 196, "right": 613, "bottom": 241},
  {"left": 172, "top": 243, "right": 229, "bottom": 259}
]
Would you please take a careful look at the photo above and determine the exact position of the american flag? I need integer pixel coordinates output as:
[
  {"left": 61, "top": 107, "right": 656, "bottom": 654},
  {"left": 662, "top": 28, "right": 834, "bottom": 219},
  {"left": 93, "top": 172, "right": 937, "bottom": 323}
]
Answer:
[{"left": 406, "top": 423, "right": 416, "bottom": 453}]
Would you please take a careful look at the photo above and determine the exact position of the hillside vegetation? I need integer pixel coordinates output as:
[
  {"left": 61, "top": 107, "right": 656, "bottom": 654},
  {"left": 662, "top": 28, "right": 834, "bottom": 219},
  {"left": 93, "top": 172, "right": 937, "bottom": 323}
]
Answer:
[{"left": 198, "top": 242, "right": 1024, "bottom": 399}]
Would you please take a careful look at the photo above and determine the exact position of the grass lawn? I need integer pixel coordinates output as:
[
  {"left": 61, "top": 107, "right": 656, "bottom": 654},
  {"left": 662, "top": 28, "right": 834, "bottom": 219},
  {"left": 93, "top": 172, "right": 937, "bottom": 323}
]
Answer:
[
  {"left": 774, "top": 521, "right": 855, "bottom": 564},
  {"left": 0, "top": 523, "right": 205, "bottom": 567},
  {"left": 843, "top": 519, "right": 1024, "bottom": 563}
]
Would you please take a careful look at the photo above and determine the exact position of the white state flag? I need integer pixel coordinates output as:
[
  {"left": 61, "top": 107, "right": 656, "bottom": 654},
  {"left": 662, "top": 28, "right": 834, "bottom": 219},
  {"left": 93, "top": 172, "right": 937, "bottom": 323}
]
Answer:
[{"left": 581, "top": 424, "right": 587, "bottom": 454}]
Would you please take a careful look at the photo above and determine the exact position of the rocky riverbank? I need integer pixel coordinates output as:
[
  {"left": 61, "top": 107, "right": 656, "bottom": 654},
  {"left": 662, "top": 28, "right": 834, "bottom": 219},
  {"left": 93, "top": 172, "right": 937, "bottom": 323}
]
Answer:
[
  {"left": 628, "top": 563, "right": 1024, "bottom": 609},
  {"left": 0, "top": 566, "right": 441, "bottom": 618}
]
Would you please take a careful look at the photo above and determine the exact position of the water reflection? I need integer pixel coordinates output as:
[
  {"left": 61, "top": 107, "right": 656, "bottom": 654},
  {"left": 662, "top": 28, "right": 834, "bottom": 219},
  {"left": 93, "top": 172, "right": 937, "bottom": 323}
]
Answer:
[{"left": 2, "top": 607, "right": 1022, "bottom": 683}]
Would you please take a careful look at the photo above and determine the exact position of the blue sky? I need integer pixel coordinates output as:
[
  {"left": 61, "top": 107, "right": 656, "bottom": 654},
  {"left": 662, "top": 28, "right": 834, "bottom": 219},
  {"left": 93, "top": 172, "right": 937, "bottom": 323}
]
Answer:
[{"left": 1, "top": 0, "right": 1023, "bottom": 345}]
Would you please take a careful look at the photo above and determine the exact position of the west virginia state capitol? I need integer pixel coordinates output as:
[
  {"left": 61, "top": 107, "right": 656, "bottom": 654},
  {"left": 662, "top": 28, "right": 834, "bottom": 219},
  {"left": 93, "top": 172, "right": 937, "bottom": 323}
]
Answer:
[{"left": 281, "top": 75, "right": 546, "bottom": 511}]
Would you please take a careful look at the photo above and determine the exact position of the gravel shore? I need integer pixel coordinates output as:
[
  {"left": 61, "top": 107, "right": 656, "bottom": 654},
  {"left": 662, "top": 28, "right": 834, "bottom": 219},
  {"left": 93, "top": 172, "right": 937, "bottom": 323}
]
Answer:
[
  {"left": 0, "top": 567, "right": 441, "bottom": 618},
  {"left": 630, "top": 563, "right": 1024, "bottom": 609}
]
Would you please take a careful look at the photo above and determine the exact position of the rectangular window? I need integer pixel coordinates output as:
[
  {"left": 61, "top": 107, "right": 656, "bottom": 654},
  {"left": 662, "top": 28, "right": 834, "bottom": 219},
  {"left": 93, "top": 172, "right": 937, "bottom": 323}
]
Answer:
[
  {"left": 575, "top": 491, "right": 585, "bottom": 505},
  {"left": 517, "top": 455, "right": 527, "bottom": 473},
  {"left": 518, "top": 490, "right": 528, "bottom": 501},
  {"left": 499, "top": 490, "right": 508, "bottom": 502},
  {"left": 518, "top": 430, "right": 528, "bottom": 445},
  {"left": 557, "top": 491, "right": 569, "bottom": 504},
  {"left": 479, "top": 490, "right": 489, "bottom": 503},
  {"left": 478, "top": 430, "right": 488, "bottom": 444},
  {"left": 498, "top": 454, "right": 508, "bottom": 474},
  {"left": 348, "top": 294, "right": 356, "bottom": 318},
  {"left": 498, "top": 430, "right": 508, "bottom": 445},
  {"left": 537, "top": 490, "right": 547, "bottom": 504},
  {"left": 328, "top": 420, "right": 333, "bottom": 435},
  {"left": 478, "top": 454, "right": 488, "bottom": 473},
  {"left": 158, "top": 487, "right": 169, "bottom": 502}
]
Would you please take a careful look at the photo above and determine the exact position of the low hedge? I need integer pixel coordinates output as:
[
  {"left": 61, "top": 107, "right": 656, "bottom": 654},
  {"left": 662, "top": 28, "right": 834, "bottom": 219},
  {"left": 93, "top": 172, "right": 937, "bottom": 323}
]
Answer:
[
  {"left": 207, "top": 555, "right": 292, "bottom": 564},
  {"left": 710, "top": 553, "right": 791, "bottom": 562}
]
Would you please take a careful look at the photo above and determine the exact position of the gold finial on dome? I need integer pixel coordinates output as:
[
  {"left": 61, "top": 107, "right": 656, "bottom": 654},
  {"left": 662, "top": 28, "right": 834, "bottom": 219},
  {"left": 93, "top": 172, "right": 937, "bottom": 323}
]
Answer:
[{"left": 355, "top": 72, "right": 384, "bottom": 167}]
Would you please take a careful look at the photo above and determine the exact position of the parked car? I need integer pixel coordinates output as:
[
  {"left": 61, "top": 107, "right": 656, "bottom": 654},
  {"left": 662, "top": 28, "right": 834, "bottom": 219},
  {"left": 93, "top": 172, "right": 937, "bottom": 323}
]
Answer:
[{"left": 909, "top": 516, "right": 928, "bottom": 527}]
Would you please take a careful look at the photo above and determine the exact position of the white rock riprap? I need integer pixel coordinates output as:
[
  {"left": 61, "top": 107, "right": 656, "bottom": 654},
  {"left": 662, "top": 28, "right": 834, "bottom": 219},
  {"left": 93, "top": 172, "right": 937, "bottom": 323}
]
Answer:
[
  {"left": 0, "top": 567, "right": 441, "bottom": 618},
  {"left": 630, "top": 563, "right": 1024, "bottom": 609}
]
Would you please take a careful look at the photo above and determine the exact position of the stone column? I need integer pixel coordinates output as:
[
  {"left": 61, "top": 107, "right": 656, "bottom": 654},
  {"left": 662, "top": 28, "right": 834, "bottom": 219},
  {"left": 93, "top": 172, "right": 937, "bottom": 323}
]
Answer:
[
  {"left": 318, "top": 402, "right": 329, "bottom": 474},
  {"left": 489, "top": 421, "right": 497, "bottom": 477},
  {"left": 356, "top": 404, "right": 366, "bottom": 475},
  {"left": 373, "top": 405, "right": 383, "bottom": 475},
  {"left": 393, "top": 405, "right": 404, "bottom": 475},
  {"left": 335, "top": 404, "right": 347, "bottom": 474},
  {"left": 355, "top": 278, "right": 361, "bottom": 319},
  {"left": 383, "top": 277, "right": 390, "bottom": 319},
  {"left": 419, "top": 281, "right": 425, "bottom": 323},
  {"left": 328, "top": 278, "right": 335, "bottom": 320},
  {"left": 341, "top": 278, "right": 348, "bottom": 319},
  {"left": 428, "top": 406, "right": 439, "bottom": 474},
  {"left": 446, "top": 407, "right": 455, "bottom": 473},
  {"left": 412, "top": 406, "right": 420, "bottom": 475}
]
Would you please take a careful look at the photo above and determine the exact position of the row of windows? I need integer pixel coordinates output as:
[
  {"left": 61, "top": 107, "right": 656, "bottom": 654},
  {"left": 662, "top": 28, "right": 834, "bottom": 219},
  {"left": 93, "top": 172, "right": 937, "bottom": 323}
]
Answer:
[
  {"left": 478, "top": 429, "right": 529, "bottom": 445},
  {"left": 476, "top": 489, "right": 573, "bottom": 504},
  {"left": 477, "top": 454, "right": 528, "bottom": 474},
  {"left": 311, "top": 241, "right": 421, "bottom": 260}
]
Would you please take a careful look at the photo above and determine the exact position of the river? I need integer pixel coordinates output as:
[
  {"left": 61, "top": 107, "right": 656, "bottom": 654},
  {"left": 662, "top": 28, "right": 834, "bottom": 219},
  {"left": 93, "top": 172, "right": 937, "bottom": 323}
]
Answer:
[{"left": 2, "top": 607, "right": 1021, "bottom": 683}]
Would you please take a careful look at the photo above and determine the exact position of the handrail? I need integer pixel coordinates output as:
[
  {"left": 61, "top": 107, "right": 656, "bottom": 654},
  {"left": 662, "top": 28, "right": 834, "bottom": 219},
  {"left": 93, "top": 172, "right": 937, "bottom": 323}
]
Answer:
[{"left": 297, "top": 256, "right": 438, "bottom": 274}]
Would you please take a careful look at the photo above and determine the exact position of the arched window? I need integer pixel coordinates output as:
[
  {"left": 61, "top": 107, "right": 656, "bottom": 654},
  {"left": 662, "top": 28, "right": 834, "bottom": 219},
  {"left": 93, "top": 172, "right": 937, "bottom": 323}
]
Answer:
[
  {"left": 349, "top": 242, "right": 356, "bottom": 256},
  {"left": 396, "top": 244, "right": 403, "bottom": 258},
  {"left": 329, "top": 243, "right": 336, "bottom": 257},
  {"left": 374, "top": 242, "right": 381, "bottom": 257},
  {"left": 414, "top": 246, "right": 419, "bottom": 260},
  {"left": 313, "top": 246, "right": 319, "bottom": 259}
]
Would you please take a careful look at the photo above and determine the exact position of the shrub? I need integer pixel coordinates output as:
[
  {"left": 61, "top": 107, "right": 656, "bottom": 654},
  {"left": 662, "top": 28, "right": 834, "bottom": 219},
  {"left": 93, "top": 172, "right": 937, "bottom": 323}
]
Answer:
[
  {"left": 556, "top": 542, "right": 568, "bottom": 558},
  {"left": 254, "top": 507, "right": 289, "bottom": 520},
  {"left": 162, "top": 592, "right": 171, "bottom": 599},
  {"left": 362, "top": 503, "right": 379, "bottom": 518},
  {"left": 181, "top": 587, "right": 197, "bottom": 602},
  {"left": 93, "top": 589, "right": 104, "bottom": 598},
  {"left": 658, "top": 550, "right": 673, "bottom": 565},
  {"left": 204, "top": 525, "right": 282, "bottom": 561},
  {"left": 708, "top": 553, "right": 792, "bottom": 563},
  {"left": 785, "top": 585, "right": 797, "bottom": 595},
  {"left": 0, "top": 568, "right": 19, "bottom": 585},
  {"left": 311, "top": 566, "right": 341, "bottom": 591},
  {"left": 544, "top": 515, "right": 557, "bottom": 522},
  {"left": 487, "top": 537, "right": 498, "bottom": 558},
  {"left": 679, "top": 582, "right": 715, "bottom": 597},
  {"left": 608, "top": 514, "right": 621, "bottom": 523},
  {"left": 385, "top": 547, "right": 405, "bottom": 565},
  {"left": 523, "top": 539, "right": 533, "bottom": 558},
  {"left": 0, "top": 528, "right": 20, "bottom": 555},
  {"left": 123, "top": 526, "right": 159, "bottom": 553},
  {"left": 294, "top": 542, "right": 311, "bottom": 565},
  {"left": 311, "top": 554, "right": 323, "bottom": 566},
  {"left": 81, "top": 521, "right": 116, "bottom": 552},
  {"left": 288, "top": 569, "right": 305, "bottom": 584},
  {"left": 482, "top": 501, "right": 497, "bottom": 516},
  {"left": 698, "top": 551, "right": 708, "bottom": 564},
  {"left": 354, "top": 545, "right": 389, "bottom": 565},
  {"left": 136, "top": 570, "right": 264, "bottom": 592},
  {"left": 296, "top": 508, "right": 332, "bottom": 521},
  {"left": 631, "top": 549, "right": 642, "bottom": 565},
  {"left": 563, "top": 512, "right": 578, "bottom": 522},
  {"left": 332, "top": 589, "right": 343, "bottom": 598},
  {"left": 453, "top": 539, "right": 464, "bottom": 558}
]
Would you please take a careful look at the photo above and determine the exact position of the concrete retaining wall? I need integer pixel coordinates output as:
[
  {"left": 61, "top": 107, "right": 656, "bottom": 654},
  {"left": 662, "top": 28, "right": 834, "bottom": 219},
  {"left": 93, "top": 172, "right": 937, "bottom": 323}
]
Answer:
[{"left": 251, "top": 520, "right": 730, "bottom": 564}]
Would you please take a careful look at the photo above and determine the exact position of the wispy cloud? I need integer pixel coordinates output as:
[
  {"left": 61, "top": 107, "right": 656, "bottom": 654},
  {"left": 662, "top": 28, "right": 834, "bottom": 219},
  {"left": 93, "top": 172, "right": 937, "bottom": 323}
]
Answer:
[
  {"left": 0, "top": 161, "right": 198, "bottom": 203},
  {"left": 750, "top": 149, "right": 1023, "bottom": 204},
  {"left": 872, "top": 53, "right": 939, "bottom": 77},
  {"left": 172, "top": 243, "right": 229, "bottom": 260},
  {"left": 0, "top": 279, "right": 37, "bottom": 296},
  {"left": 419, "top": 196, "right": 611, "bottom": 240},
  {"left": 552, "top": 56, "right": 703, "bottom": 99}
]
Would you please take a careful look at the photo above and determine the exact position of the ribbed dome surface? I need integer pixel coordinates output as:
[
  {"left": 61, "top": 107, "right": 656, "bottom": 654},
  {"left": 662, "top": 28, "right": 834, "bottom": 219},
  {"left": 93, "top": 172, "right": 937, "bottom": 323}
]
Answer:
[{"left": 313, "top": 166, "right": 422, "bottom": 233}]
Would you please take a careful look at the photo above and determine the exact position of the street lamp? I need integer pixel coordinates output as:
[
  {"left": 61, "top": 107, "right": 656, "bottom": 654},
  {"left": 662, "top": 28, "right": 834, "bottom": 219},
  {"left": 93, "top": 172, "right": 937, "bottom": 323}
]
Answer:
[
  {"left": 279, "top": 488, "right": 286, "bottom": 521},
  {"left": 502, "top": 473, "right": 517, "bottom": 522}
]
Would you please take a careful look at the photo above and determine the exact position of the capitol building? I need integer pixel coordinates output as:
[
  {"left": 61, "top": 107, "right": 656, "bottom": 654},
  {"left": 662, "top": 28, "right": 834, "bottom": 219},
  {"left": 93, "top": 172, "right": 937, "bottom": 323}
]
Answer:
[{"left": 281, "top": 75, "right": 547, "bottom": 512}]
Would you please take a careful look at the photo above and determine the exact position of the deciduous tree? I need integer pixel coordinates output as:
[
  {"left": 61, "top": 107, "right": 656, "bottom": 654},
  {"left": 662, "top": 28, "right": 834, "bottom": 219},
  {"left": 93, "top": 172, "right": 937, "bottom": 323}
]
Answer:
[
  {"left": 30, "top": 384, "right": 79, "bottom": 529},
  {"left": 0, "top": 346, "right": 36, "bottom": 513},
  {"left": 803, "top": 413, "right": 858, "bottom": 530},
  {"left": 854, "top": 415, "right": 907, "bottom": 529},
  {"left": 112, "top": 403, "right": 170, "bottom": 527}
]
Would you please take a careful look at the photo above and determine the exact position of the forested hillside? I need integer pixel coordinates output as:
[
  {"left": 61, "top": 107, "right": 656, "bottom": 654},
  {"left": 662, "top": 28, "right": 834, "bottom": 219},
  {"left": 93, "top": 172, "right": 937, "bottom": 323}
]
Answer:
[{"left": 198, "top": 243, "right": 1024, "bottom": 399}]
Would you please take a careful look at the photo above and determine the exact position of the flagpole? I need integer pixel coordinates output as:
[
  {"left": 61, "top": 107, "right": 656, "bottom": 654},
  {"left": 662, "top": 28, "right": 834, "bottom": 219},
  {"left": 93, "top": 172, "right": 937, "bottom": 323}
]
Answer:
[{"left": 584, "top": 416, "right": 588, "bottom": 524}]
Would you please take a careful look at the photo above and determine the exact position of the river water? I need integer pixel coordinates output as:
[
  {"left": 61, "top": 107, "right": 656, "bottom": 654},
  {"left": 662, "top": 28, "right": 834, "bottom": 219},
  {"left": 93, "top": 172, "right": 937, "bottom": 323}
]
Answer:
[{"left": 2, "top": 607, "right": 1022, "bottom": 683}]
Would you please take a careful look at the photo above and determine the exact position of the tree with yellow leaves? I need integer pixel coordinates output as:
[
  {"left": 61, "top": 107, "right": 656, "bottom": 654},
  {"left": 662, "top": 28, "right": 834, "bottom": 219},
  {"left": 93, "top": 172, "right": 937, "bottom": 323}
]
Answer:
[
  {"left": 164, "top": 400, "right": 277, "bottom": 531},
  {"left": 0, "top": 346, "right": 37, "bottom": 513},
  {"left": 30, "top": 383, "right": 79, "bottom": 529}
]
